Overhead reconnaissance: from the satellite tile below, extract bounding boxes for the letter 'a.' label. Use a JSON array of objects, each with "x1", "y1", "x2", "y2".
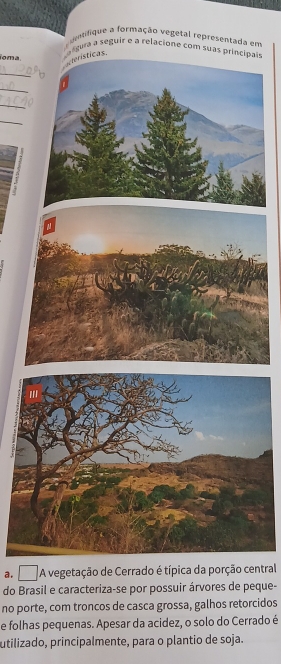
[
  {"x1": 25, "y1": 384, "x2": 43, "y2": 404},
  {"x1": 43, "y1": 216, "x2": 56, "y2": 235}
]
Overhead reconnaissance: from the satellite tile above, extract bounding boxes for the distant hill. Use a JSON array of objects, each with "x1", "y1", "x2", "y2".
[
  {"x1": 54, "y1": 89, "x2": 265, "y2": 186},
  {"x1": 148, "y1": 450, "x2": 273, "y2": 485}
]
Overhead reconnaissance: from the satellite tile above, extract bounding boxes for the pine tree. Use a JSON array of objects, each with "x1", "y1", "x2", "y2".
[
  {"x1": 134, "y1": 88, "x2": 210, "y2": 200},
  {"x1": 210, "y1": 161, "x2": 238, "y2": 204},
  {"x1": 71, "y1": 95, "x2": 135, "y2": 197},
  {"x1": 238, "y1": 172, "x2": 266, "y2": 207},
  {"x1": 45, "y1": 139, "x2": 72, "y2": 207}
]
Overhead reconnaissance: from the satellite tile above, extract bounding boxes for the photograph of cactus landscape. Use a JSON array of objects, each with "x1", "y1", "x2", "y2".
[
  {"x1": 25, "y1": 204, "x2": 268, "y2": 365},
  {"x1": 7, "y1": 373, "x2": 275, "y2": 555}
]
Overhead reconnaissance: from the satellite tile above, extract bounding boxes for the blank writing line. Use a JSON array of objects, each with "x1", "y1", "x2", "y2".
[
  {"x1": 0, "y1": 120, "x2": 22, "y2": 125},
  {"x1": 0, "y1": 89, "x2": 28, "y2": 94},
  {"x1": 0, "y1": 104, "x2": 26, "y2": 108},
  {"x1": 0, "y1": 73, "x2": 31, "y2": 78}
]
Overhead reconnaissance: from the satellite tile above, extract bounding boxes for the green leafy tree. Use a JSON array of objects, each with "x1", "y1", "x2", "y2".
[
  {"x1": 210, "y1": 161, "x2": 238, "y2": 204},
  {"x1": 118, "y1": 488, "x2": 153, "y2": 513},
  {"x1": 154, "y1": 244, "x2": 193, "y2": 266},
  {"x1": 30, "y1": 240, "x2": 83, "y2": 322},
  {"x1": 134, "y1": 88, "x2": 210, "y2": 200},
  {"x1": 35, "y1": 239, "x2": 80, "y2": 283},
  {"x1": 149, "y1": 484, "x2": 179, "y2": 503},
  {"x1": 239, "y1": 172, "x2": 266, "y2": 207},
  {"x1": 70, "y1": 95, "x2": 135, "y2": 197}
]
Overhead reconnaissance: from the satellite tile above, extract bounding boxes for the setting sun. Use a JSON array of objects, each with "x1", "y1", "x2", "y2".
[{"x1": 72, "y1": 233, "x2": 105, "y2": 254}]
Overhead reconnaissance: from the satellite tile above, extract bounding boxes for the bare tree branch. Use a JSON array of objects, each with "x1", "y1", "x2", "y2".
[{"x1": 17, "y1": 373, "x2": 193, "y2": 544}]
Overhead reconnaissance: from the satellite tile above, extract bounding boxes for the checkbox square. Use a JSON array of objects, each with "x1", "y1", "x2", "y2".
[{"x1": 18, "y1": 565, "x2": 38, "y2": 581}]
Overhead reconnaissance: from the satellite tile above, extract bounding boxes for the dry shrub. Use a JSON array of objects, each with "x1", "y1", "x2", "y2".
[
  {"x1": 192, "y1": 339, "x2": 249, "y2": 364},
  {"x1": 49, "y1": 511, "x2": 148, "y2": 555},
  {"x1": 26, "y1": 270, "x2": 269, "y2": 365},
  {"x1": 95, "y1": 304, "x2": 154, "y2": 359},
  {"x1": 102, "y1": 512, "x2": 148, "y2": 554},
  {"x1": 51, "y1": 519, "x2": 102, "y2": 552}
]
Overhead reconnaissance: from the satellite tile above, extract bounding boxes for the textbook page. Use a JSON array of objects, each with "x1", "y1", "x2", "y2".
[
  {"x1": 1, "y1": 1, "x2": 281, "y2": 663},
  {"x1": 0, "y1": 27, "x2": 64, "y2": 438}
]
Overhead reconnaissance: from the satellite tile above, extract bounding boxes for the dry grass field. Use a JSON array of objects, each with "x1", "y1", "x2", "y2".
[{"x1": 26, "y1": 261, "x2": 269, "y2": 365}]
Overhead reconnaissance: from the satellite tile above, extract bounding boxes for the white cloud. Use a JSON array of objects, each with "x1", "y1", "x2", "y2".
[
  {"x1": 195, "y1": 432, "x2": 224, "y2": 442},
  {"x1": 195, "y1": 431, "x2": 206, "y2": 441}
]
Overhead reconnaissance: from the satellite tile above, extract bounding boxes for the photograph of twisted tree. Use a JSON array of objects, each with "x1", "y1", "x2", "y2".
[
  {"x1": 7, "y1": 373, "x2": 274, "y2": 555},
  {"x1": 45, "y1": 60, "x2": 265, "y2": 206},
  {"x1": 25, "y1": 205, "x2": 268, "y2": 365}
]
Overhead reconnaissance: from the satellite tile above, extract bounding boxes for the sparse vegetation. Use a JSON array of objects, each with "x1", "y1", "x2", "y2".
[
  {"x1": 8, "y1": 456, "x2": 275, "y2": 554},
  {"x1": 7, "y1": 373, "x2": 274, "y2": 554},
  {"x1": 26, "y1": 237, "x2": 269, "y2": 365}
]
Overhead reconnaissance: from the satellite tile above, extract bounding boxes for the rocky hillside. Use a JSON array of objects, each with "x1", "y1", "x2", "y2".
[{"x1": 148, "y1": 450, "x2": 273, "y2": 485}]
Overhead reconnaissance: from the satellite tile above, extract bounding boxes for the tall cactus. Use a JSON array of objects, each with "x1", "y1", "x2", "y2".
[
  {"x1": 206, "y1": 251, "x2": 268, "y2": 298},
  {"x1": 237, "y1": 258, "x2": 268, "y2": 293},
  {"x1": 95, "y1": 258, "x2": 208, "y2": 304},
  {"x1": 95, "y1": 256, "x2": 217, "y2": 341}
]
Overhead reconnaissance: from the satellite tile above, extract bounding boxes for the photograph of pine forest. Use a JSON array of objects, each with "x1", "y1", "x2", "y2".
[
  {"x1": 45, "y1": 60, "x2": 265, "y2": 206},
  {"x1": 26, "y1": 205, "x2": 269, "y2": 365},
  {"x1": 7, "y1": 374, "x2": 275, "y2": 555}
]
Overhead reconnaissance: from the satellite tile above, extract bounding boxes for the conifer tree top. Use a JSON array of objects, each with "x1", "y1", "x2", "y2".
[{"x1": 134, "y1": 88, "x2": 210, "y2": 201}]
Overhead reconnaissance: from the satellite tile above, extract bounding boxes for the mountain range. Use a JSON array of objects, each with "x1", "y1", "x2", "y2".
[{"x1": 54, "y1": 89, "x2": 265, "y2": 186}]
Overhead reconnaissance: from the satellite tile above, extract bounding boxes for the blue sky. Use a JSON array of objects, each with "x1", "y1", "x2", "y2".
[
  {"x1": 44, "y1": 205, "x2": 267, "y2": 262},
  {"x1": 55, "y1": 60, "x2": 264, "y2": 129},
  {"x1": 16, "y1": 374, "x2": 272, "y2": 466}
]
